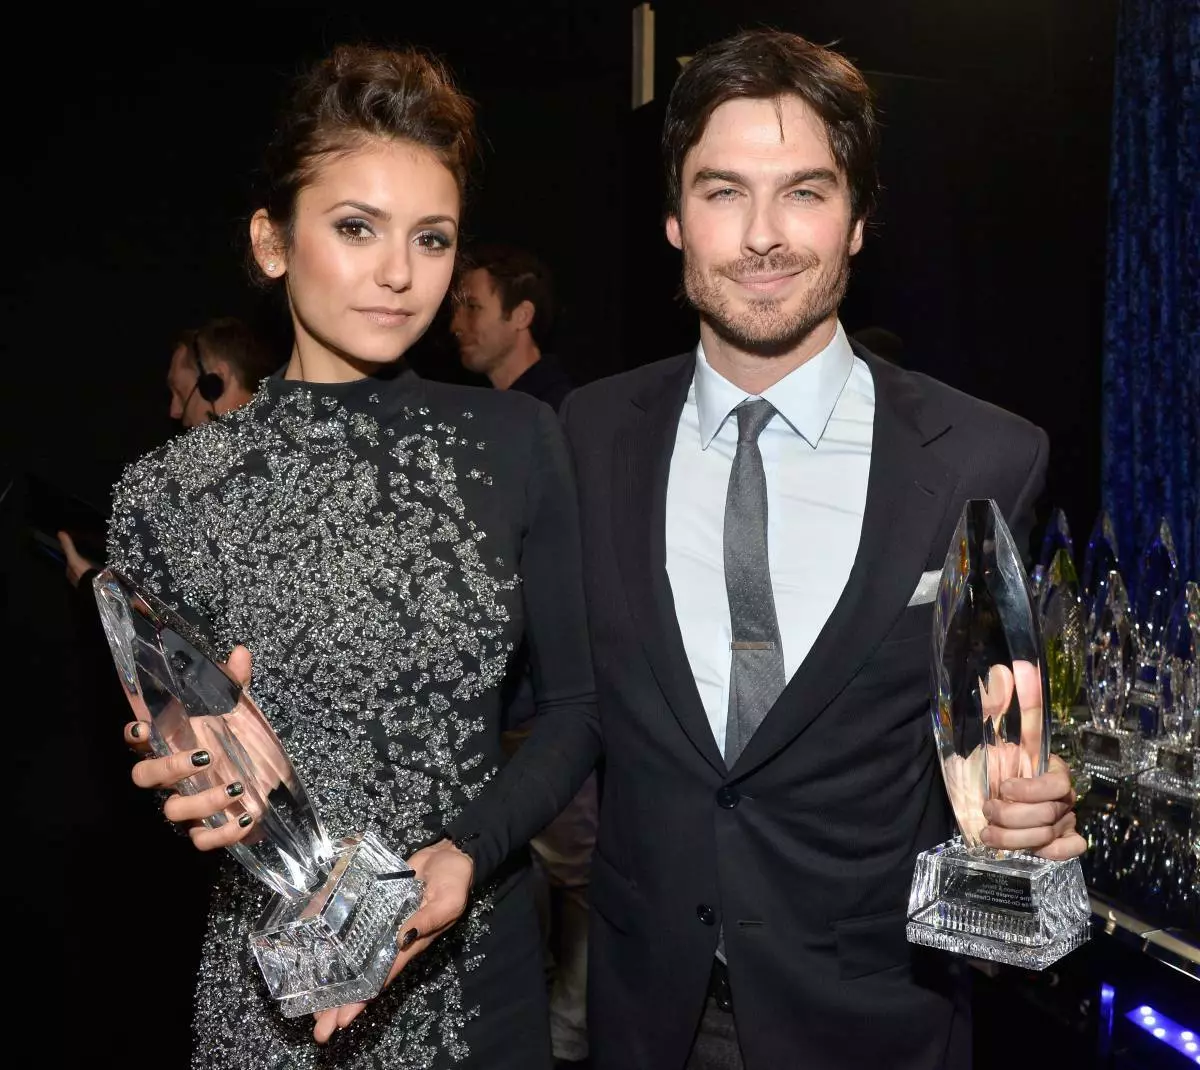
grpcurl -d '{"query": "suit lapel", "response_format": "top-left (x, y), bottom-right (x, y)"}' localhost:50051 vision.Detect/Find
top-left (730, 353), bottom-right (960, 778)
top-left (613, 355), bottom-right (728, 775)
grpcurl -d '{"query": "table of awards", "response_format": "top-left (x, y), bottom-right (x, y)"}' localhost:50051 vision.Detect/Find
top-left (984, 506), bottom-right (1198, 1068)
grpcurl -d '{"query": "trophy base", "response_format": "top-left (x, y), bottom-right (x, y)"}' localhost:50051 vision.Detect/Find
top-left (1136, 746), bottom-right (1200, 801)
top-left (906, 837), bottom-right (1091, 970)
top-left (1077, 726), bottom-right (1149, 780)
top-left (249, 830), bottom-right (423, 1017)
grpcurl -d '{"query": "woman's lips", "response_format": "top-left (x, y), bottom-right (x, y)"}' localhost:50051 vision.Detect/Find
top-left (357, 307), bottom-right (415, 327)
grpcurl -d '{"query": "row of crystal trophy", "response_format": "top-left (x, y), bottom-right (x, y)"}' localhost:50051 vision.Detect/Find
top-left (1023, 505), bottom-right (1199, 800)
top-left (906, 499), bottom-right (1091, 968)
top-left (1074, 513), bottom-right (1197, 798)
top-left (93, 569), bottom-right (424, 1017)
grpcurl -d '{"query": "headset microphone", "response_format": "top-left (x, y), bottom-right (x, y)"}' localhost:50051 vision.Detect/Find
top-left (190, 331), bottom-right (224, 421)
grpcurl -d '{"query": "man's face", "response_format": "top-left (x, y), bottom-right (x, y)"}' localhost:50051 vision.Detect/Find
top-left (667, 95), bottom-right (864, 355)
top-left (451, 268), bottom-right (518, 376)
top-left (167, 344), bottom-right (211, 428)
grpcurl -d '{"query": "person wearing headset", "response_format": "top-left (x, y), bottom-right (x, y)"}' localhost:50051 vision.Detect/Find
top-left (167, 316), bottom-right (279, 428)
top-left (58, 316), bottom-right (279, 584)
top-left (46, 316), bottom-right (276, 1068)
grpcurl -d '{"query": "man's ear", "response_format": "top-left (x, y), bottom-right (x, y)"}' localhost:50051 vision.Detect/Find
top-left (849, 216), bottom-right (865, 257)
top-left (665, 214), bottom-right (683, 251)
top-left (208, 357), bottom-right (242, 409)
top-left (510, 299), bottom-right (535, 331)
top-left (210, 356), bottom-right (235, 385)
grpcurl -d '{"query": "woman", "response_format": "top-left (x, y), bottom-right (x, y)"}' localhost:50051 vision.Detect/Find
top-left (110, 45), bottom-right (594, 1069)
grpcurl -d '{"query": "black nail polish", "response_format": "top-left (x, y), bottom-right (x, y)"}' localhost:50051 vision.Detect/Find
top-left (130, 723), bottom-right (143, 739)
top-left (191, 750), bottom-right (211, 767)
top-left (238, 814), bottom-right (253, 828)
top-left (226, 782), bottom-right (245, 798)
top-left (401, 927), bottom-right (420, 950)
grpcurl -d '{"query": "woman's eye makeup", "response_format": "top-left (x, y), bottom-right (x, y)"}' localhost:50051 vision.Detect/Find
top-left (334, 217), bottom-right (376, 242)
top-left (332, 218), bottom-right (454, 252)
top-left (415, 230), bottom-right (453, 251)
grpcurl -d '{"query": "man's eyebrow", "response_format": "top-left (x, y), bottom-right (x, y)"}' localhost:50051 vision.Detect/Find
top-left (692, 168), bottom-right (745, 187)
top-left (691, 167), bottom-right (841, 188)
top-left (779, 167), bottom-right (840, 187)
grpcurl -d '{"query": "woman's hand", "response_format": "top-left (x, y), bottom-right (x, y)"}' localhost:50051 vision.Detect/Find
top-left (125, 645), bottom-right (266, 850)
top-left (311, 838), bottom-right (475, 1043)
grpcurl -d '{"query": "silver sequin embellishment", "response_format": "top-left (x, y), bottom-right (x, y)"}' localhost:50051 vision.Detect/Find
top-left (108, 384), bottom-right (523, 1069)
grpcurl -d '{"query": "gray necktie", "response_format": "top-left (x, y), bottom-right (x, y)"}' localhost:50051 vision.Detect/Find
top-left (723, 398), bottom-right (786, 766)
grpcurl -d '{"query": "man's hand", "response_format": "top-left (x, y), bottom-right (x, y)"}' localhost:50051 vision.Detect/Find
top-left (979, 752), bottom-right (1086, 860)
top-left (57, 530), bottom-right (97, 588)
top-left (311, 838), bottom-right (475, 1043)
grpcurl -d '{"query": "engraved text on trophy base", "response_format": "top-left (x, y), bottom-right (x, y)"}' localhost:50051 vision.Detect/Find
top-left (907, 837), bottom-right (1091, 970)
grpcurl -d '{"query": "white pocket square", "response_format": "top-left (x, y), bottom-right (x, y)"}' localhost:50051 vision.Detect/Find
top-left (907, 569), bottom-right (941, 607)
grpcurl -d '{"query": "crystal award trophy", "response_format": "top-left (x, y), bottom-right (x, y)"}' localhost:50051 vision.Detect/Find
top-left (92, 568), bottom-right (424, 1017)
top-left (1030, 506), bottom-right (1073, 604)
top-left (906, 499), bottom-right (1091, 968)
top-left (1125, 518), bottom-right (1181, 739)
top-left (1079, 570), bottom-right (1148, 778)
top-left (1138, 582), bottom-right (1200, 800)
top-left (1080, 509), bottom-right (1120, 621)
top-left (1040, 548), bottom-right (1089, 796)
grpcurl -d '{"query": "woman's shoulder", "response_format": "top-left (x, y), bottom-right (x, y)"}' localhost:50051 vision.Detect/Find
top-left (420, 379), bottom-right (556, 436)
top-left (417, 381), bottom-right (563, 490)
top-left (112, 401), bottom-right (262, 509)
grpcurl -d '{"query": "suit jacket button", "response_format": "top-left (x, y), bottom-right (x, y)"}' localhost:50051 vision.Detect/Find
top-left (696, 903), bottom-right (716, 926)
top-left (716, 786), bottom-right (740, 809)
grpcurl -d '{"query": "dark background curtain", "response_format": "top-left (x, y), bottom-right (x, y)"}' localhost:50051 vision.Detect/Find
top-left (7, 1), bottom-right (1118, 558)
top-left (1102, 0), bottom-right (1200, 584)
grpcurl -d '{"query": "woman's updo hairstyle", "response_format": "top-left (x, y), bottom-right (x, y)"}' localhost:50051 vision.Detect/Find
top-left (253, 44), bottom-right (476, 277)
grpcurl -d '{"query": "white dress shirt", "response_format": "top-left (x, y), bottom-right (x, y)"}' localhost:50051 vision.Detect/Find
top-left (664, 321), bottom-right (875, 759)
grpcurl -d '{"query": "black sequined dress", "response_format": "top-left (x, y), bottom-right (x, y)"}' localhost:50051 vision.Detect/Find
top-left (107, 366), bottom-right (595, 1069)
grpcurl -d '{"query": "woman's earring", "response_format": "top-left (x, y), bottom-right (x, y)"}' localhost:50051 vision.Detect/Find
top-left (266, 261), bottom-right (278, 274)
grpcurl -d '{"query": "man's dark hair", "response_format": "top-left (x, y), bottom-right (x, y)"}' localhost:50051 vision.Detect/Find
top-left (177, 317), bottom-right (280, 391)
top-left (463, 244), bottom-right (556, 347)
top-left (662, 29), bottom-right (880, 224)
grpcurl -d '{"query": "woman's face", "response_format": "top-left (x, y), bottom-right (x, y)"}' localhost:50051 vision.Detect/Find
top-left (254, 138), bottom-right (460, 376)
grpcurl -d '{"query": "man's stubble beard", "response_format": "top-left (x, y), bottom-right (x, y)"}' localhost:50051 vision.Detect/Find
top-left (464, 333), bottom-right (517, 379)
top-left (681, 240), bottom-right (853, 359)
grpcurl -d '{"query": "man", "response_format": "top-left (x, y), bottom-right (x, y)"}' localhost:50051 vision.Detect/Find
top-left (58, 316), bottom-right (277, 583)
top-left (167, 315), bottom-right (279, 428)
top-left (51, 315), bottom-right (271, 1066)
top-left (451, 244), bottom-right (573, 410)
top-left (453, 243), bottom-right (595, 1068)
top-left (345, 29), bottom-right (1085, 1070)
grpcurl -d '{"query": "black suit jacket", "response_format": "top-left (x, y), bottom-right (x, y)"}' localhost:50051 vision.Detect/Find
top-left (451, 346), bottom-right (1048, 1070)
